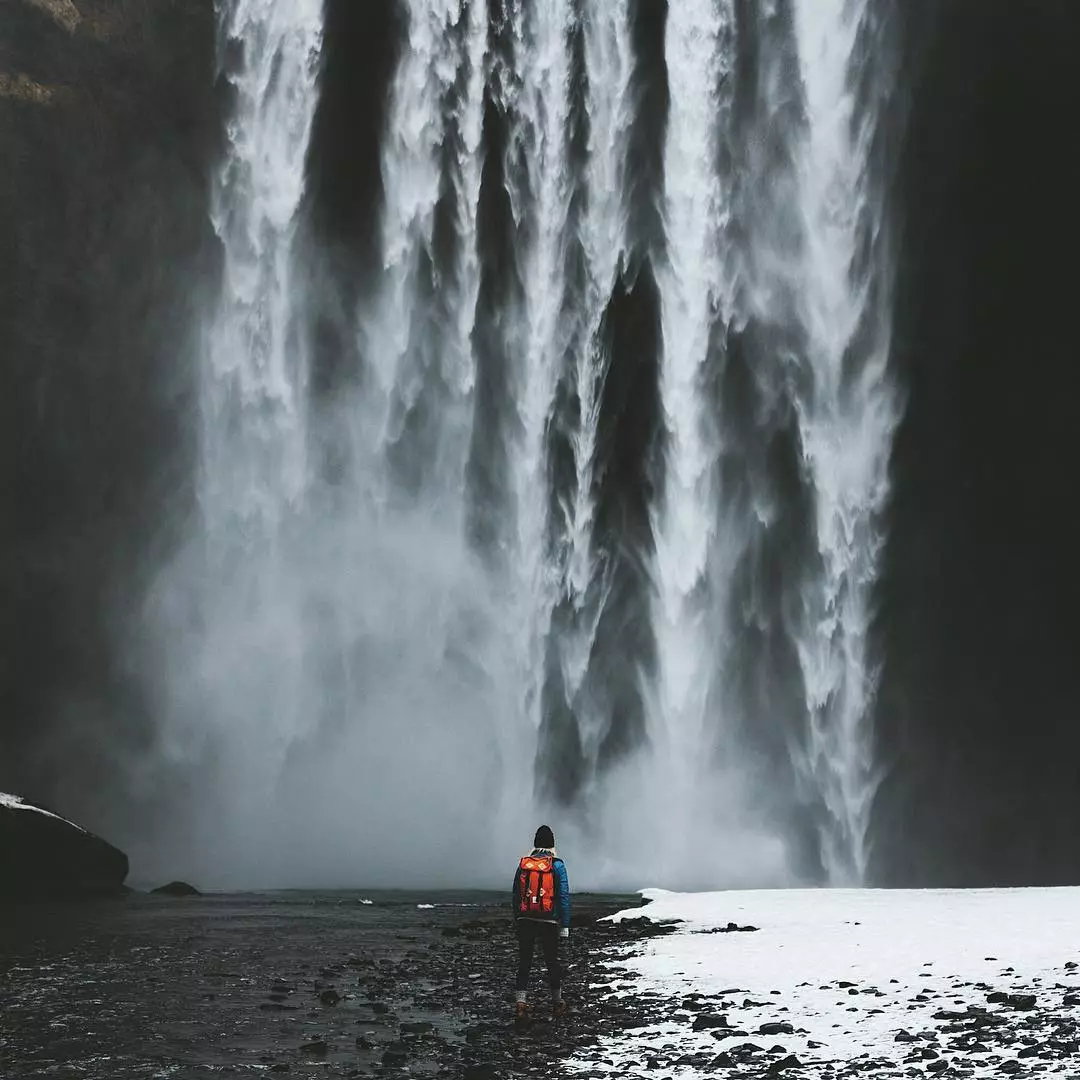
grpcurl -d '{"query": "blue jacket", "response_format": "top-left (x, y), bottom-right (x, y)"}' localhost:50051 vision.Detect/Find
top-left (511, 848), bottom-right (571, 928)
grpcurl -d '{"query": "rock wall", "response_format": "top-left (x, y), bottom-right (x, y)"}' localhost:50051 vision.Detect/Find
top-left (0, 0), bottom-right (216, 821)
top-left (873, 0), bottom-right (1080, 885)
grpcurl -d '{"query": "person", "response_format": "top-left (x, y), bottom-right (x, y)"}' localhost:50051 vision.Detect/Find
top-left (511, 824), bottom-right (571, 1021)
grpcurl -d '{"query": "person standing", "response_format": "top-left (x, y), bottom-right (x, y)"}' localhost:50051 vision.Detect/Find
top-left (511, 825), bottom-right (570, 1020)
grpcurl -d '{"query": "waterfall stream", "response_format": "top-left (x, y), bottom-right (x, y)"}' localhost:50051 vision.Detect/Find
top-left (158, 0), bottom-right (901, 888)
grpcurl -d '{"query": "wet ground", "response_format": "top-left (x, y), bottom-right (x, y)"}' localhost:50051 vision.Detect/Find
top-left (0, 889), bottom-right (663, 1079)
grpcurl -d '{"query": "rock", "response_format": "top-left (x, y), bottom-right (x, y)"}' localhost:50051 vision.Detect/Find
top-left (318, 989), bottom-right (341, 1006)
top-left (759, 1022), bottom-right (795, 1036)
top-left (461, 1066), bottom-right (498, 1080)
top-left (151, 880), bottom-right (201, 897)
top-left (299, 1039), bottom-right (328, 1055)
top-left (0, 792), bottom-right (128, 899)
top-left (382, 1041), bottom-right (409, 1066)
top-left (695, 922), bottom-right (760, 934)
top-left (768, 1055), bottom-right (801, 1072)
top-left (933, 1008), bottom-right (976, 1020)
top-left (692, 1012), bottom-right (729, 1031)
top-left (985, 992), bottom-right (1036, 1010)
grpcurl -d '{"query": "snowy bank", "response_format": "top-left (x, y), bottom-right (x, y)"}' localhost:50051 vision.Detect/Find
top-left (569, 887), bottom-right (1080, 1078)
top-left (1, 792), bottom-right (128, 899)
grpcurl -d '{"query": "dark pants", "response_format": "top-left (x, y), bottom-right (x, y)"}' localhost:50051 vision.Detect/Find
top-left (515, 919), bottom-right (561, 993)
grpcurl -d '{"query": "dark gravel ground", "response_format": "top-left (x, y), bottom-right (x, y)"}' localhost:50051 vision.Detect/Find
top-left (0, 889), bottom-right (673, 1079)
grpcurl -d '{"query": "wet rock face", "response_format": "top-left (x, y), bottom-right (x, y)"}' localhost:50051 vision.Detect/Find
top-left (0, 794), bottom-right (128, 898)
top-left (0, 0), bottom-right (217, 815)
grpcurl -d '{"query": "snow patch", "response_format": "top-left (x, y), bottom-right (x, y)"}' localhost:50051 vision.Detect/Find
top-left (570, 887), bottom-right (1080, 1077)
top-left (0, 792), bottom-right (86, 833)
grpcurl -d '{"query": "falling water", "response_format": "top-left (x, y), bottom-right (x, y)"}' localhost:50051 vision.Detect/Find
top-left (154, 0), bottom-right (902, 888)
top-left (190, 0), bottom-right (324, 774)
top-left (202, 0), bottom-right (324, 535)
top-left (527, 0), bottom-right (638, 804)
top-left (788, 0), bottom-right (900, 883)
top-left (361, 0), bottom-right (484, 498)
top-left (649, 0), bottom-right (731, 877)
top-left (146, 0), bottom-right (326, 883)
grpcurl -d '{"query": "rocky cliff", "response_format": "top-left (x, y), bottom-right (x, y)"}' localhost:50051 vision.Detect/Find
top-left (1, 0), bottom-right (216, 816)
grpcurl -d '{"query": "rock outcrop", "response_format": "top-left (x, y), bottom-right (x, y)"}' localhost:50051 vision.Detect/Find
top-left (0, 792), bottom-right (129, 898)
top-left (151, 880), bottom-right (201, 897)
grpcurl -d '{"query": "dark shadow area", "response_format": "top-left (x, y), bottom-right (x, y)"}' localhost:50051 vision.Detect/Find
top-left (0, 1), bottom-right (218, 836)
top-left (873, 0), bottom-right (1080, 885)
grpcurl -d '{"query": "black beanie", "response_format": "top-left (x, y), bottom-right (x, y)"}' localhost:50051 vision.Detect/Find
top-left (533, 825), bottom-right (555, 849)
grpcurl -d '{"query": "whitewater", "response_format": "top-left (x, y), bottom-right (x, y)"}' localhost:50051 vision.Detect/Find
top-left (145, 0), bottom-right (904, 890)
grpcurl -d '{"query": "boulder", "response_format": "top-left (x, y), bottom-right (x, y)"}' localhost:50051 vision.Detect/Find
top-left (0, 792), bottom-right (128, 898)
top-left (151, 880), bottom-right (201, 897)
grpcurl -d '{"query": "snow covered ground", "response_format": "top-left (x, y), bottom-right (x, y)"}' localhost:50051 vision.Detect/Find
top-left (0, 791), bottom-right (85, 831)
top-left (569, 887), bottom-right (1080, 1078)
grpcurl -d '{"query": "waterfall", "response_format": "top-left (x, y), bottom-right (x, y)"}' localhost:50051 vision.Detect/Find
top-left (203, 0), bottom-right (324, 534)
top-left (192, 0), bottom-right (324, 766)
top-left (649, 0), bottom-right (732, 879)
top-left (788, 0), bottom-right (900, 883)
top-left (155, 0), bottom-right (901, 888)
top-left (147, 0), bottom-right (326, 883)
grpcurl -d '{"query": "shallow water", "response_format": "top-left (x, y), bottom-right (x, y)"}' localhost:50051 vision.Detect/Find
top-left (0, 890), bottom-right (636, 1078)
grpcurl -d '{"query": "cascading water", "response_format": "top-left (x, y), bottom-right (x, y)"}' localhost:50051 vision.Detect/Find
top-left (151, 0), bottom-right (902, 889)
top-left (787, 0), bottom-right (901, 883)
top-left (647, 0), bottom-right (732, 880)
top-left (202, 0), bottom-right (324, 531)
top-left (144, 0), bottom-right (326, 882)
top-left (632, 0), bottom-right (900, 886)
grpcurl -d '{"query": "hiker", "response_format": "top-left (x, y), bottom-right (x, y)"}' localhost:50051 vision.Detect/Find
top-left (511, 824), bottom-right (571, 1020)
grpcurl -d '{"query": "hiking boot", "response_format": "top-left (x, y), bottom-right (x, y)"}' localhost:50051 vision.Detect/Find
top-left (552, 999), bottom-right (568, 1018)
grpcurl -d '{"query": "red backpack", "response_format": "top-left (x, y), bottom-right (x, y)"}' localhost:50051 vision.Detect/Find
top-left (517, 854), bottom-right (556, 916)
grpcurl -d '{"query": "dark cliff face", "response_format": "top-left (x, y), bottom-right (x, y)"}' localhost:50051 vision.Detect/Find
top-left (0, 1), bottom-right (217, 833)
top-left (873, 0), bottom-right (1080, 885)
